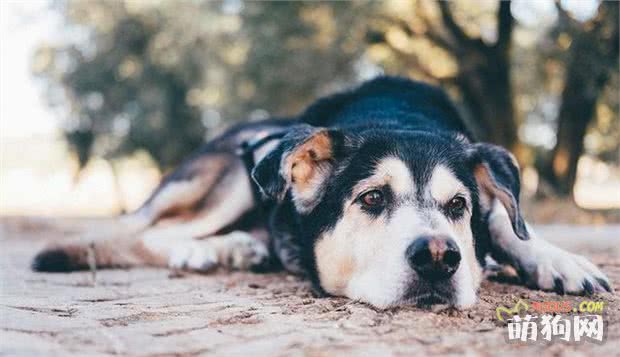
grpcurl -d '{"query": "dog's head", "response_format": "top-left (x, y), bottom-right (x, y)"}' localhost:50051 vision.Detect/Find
top-left (252, 125), bottom-right (527, 308)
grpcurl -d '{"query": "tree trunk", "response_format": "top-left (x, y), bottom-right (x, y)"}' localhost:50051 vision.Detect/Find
top-left (456, 48), bottom-right (517, 150)
top-left (436, 1), bottom-right (518, 151)
top-left (546, 65), bottom-right (608, 195)
top-left (540, 2), bottom-right (619, 197)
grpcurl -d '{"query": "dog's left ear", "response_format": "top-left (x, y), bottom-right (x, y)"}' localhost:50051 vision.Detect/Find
top-left (468, 143), bottom-right (529, 240)
top-left (252, 125), bottom-right (342, 212)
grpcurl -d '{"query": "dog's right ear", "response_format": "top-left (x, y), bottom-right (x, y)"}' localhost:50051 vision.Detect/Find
top-left (252, 125), bottom-right (341, 212)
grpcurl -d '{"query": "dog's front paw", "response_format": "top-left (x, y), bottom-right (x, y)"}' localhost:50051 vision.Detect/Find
top-left (169, 241), bottom-right (218, 272)
top-left (224, 232), bottom-right (270, 270)
top-left (523, 245), bottom-right (612, 295)
top-left (168, 232), bottom-right (270, 273)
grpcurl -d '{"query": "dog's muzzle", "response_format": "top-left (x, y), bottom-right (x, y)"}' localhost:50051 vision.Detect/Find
top-left (406, 235), bottom-right (461, 282)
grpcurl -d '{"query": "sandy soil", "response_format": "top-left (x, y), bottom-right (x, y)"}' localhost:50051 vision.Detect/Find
top-left (1, 217), bottom-right (619, 356)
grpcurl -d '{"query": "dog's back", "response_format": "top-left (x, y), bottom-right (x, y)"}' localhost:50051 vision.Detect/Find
top-left (300, 76), bottom-right (471, 137)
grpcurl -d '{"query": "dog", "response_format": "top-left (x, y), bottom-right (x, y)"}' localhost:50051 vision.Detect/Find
top-left (32, 76), bottom-right (612, 308)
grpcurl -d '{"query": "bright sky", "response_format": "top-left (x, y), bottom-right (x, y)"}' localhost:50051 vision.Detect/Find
top-left (0, 0), bottom-right (61, 140)
top-left (0, 1), bottom-right (160, 216)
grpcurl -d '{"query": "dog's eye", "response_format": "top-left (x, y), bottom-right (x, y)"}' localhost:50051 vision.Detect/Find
top-left (446, 196), bottom-right (466, 217)
top-left (359, 190), bottom-right (384, 207)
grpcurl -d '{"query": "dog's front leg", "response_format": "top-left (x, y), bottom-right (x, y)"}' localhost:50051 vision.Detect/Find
top-left (487, 199), bottom-right (612, 295)
top-left (150, 230), bottom-right (271, 272)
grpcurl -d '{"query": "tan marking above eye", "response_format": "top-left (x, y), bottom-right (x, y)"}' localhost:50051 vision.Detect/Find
top-left (351, 157), bottom-right (414, 200)
top-left (429, 164), bottom-right (468, 203)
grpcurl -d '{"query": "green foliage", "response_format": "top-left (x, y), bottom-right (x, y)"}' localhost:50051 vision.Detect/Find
top-left (35, 1), bottom-right (210, 169)
top-left (34, 0), bottom-right (618, 181)
top-left (34, 0), bottom-right (374, 170)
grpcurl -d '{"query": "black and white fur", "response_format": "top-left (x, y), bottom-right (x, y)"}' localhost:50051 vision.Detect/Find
top-left (32, 77), bottom-right (612, 308)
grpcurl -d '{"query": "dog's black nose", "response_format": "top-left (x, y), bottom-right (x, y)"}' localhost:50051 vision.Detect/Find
top-left (406, 235), bottom-right (461, 281)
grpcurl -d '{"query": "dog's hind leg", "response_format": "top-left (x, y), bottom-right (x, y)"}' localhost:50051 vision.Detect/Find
top-left (134, 158), bottom-right (258, 241)
top-left (32, 152), bottom-right (257, 272)
top-left (31, 120), bottom-right (291, 273)
top-left (125, 151), bottom-right (239, 228)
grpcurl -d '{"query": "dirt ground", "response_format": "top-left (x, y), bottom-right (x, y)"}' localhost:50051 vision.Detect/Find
top-left (1, 217), bottom-right (619, 356)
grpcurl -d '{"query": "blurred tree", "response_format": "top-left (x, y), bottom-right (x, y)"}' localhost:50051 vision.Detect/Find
top-left (33, 1), bottom-right (210, 170)
top-left (33, 0), bottom-right (373, 172)
top-left (367, 0), bottom-right (619, 198)
top-left (367, 1), bottom-right (518, 150)
top-left (236, 2), bottom-right (373, 118)
top-left (33, 0), bottom-right (618, 203)
top-left (537, 1), bottom-right (619, 196)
